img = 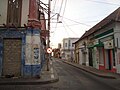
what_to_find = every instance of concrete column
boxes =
[28,0,41,29]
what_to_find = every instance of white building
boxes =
[61,38,79,61]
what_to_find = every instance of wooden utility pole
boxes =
[46,0,51,71]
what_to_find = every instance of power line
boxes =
[51,23,81,28]
[60,16,92,27]
[51,19,101,28]
[85,0,120,6]
[59,0,64,15]
[62,20,80,36]
[52,0,57,13]
[61,0,67,21]
[56,0,64,22]
[62,22,70,37]
[51,22,58,40]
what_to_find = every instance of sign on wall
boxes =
[104,39,114,49]
[32,44,40,65]
[25,30,41,65]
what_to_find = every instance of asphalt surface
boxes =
[0,58,120,90]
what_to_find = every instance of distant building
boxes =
[61,38,79,61]
[52,43,62,58]
[53,48,60,58]
[58,43,62,49]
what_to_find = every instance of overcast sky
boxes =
[41,0,120,48]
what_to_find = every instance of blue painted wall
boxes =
[0,28,45,78]
[23,28,42,77]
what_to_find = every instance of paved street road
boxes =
[0,58,120,90]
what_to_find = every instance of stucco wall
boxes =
[114,22,120,73]
[21,0,29,27]
[114,22,120,48]
[63,38,79,50]
[25,29,41,65]
[0,28,42,77]
[0,0,8,25]
[0,0,29,27]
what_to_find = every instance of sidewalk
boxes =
[63,60,120,79]
[0,61,59,85]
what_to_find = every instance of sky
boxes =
[41,0,120,48]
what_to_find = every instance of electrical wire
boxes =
[61,22,70,37]
[56,0,64,22]
[51,23,82,28]
[62,20,80,36]
[51,22,58,40]
[50,0,120,40]
[60,16,92,27]
[52,0,57,13]
[59,0,64,15]
[61,0,67,21]
[85,0,120,6]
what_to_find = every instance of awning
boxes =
[87,45,94,48]
[94,43,104,47]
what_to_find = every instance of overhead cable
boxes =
[52,0,57,12]
[62,20,80,36]
[85,0,120,6]
[61,16,91,27]
[62,22,70,37]
[61,0,67,21]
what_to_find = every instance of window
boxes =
[68,40,70,47]
[65,43,67,47]
[7,0,22,26]
[72,44,74,47]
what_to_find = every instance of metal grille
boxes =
[3,38,22,77]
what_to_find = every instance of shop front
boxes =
[99,36,116,72]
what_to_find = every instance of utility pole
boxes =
[46,0,51,71]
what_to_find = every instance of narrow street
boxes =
[0,58,120,90]
[0,0,120,90]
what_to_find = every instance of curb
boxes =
[63,61,116,79]
[0,64,59,85]
[0,79,59,85]
[0,77,59,85]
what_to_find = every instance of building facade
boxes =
[0,0,47,78]
[61,38,79,61]
[74,32,89,66]
[74,7,120,73]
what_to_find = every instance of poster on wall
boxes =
[32,35,41,65]
[25,32,41,65]
[32,44,40,65]
[104,39,114,49]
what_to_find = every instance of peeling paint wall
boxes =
[0,0,8,25]
[0,28,43,77]
[0,0,30,27]
[23,28,41,77]
[25,29,41,65]
[21,0,29,27]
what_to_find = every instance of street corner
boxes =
[39,65,59,84]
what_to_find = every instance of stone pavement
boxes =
[63,60,120,79]
[0,60,59,85]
